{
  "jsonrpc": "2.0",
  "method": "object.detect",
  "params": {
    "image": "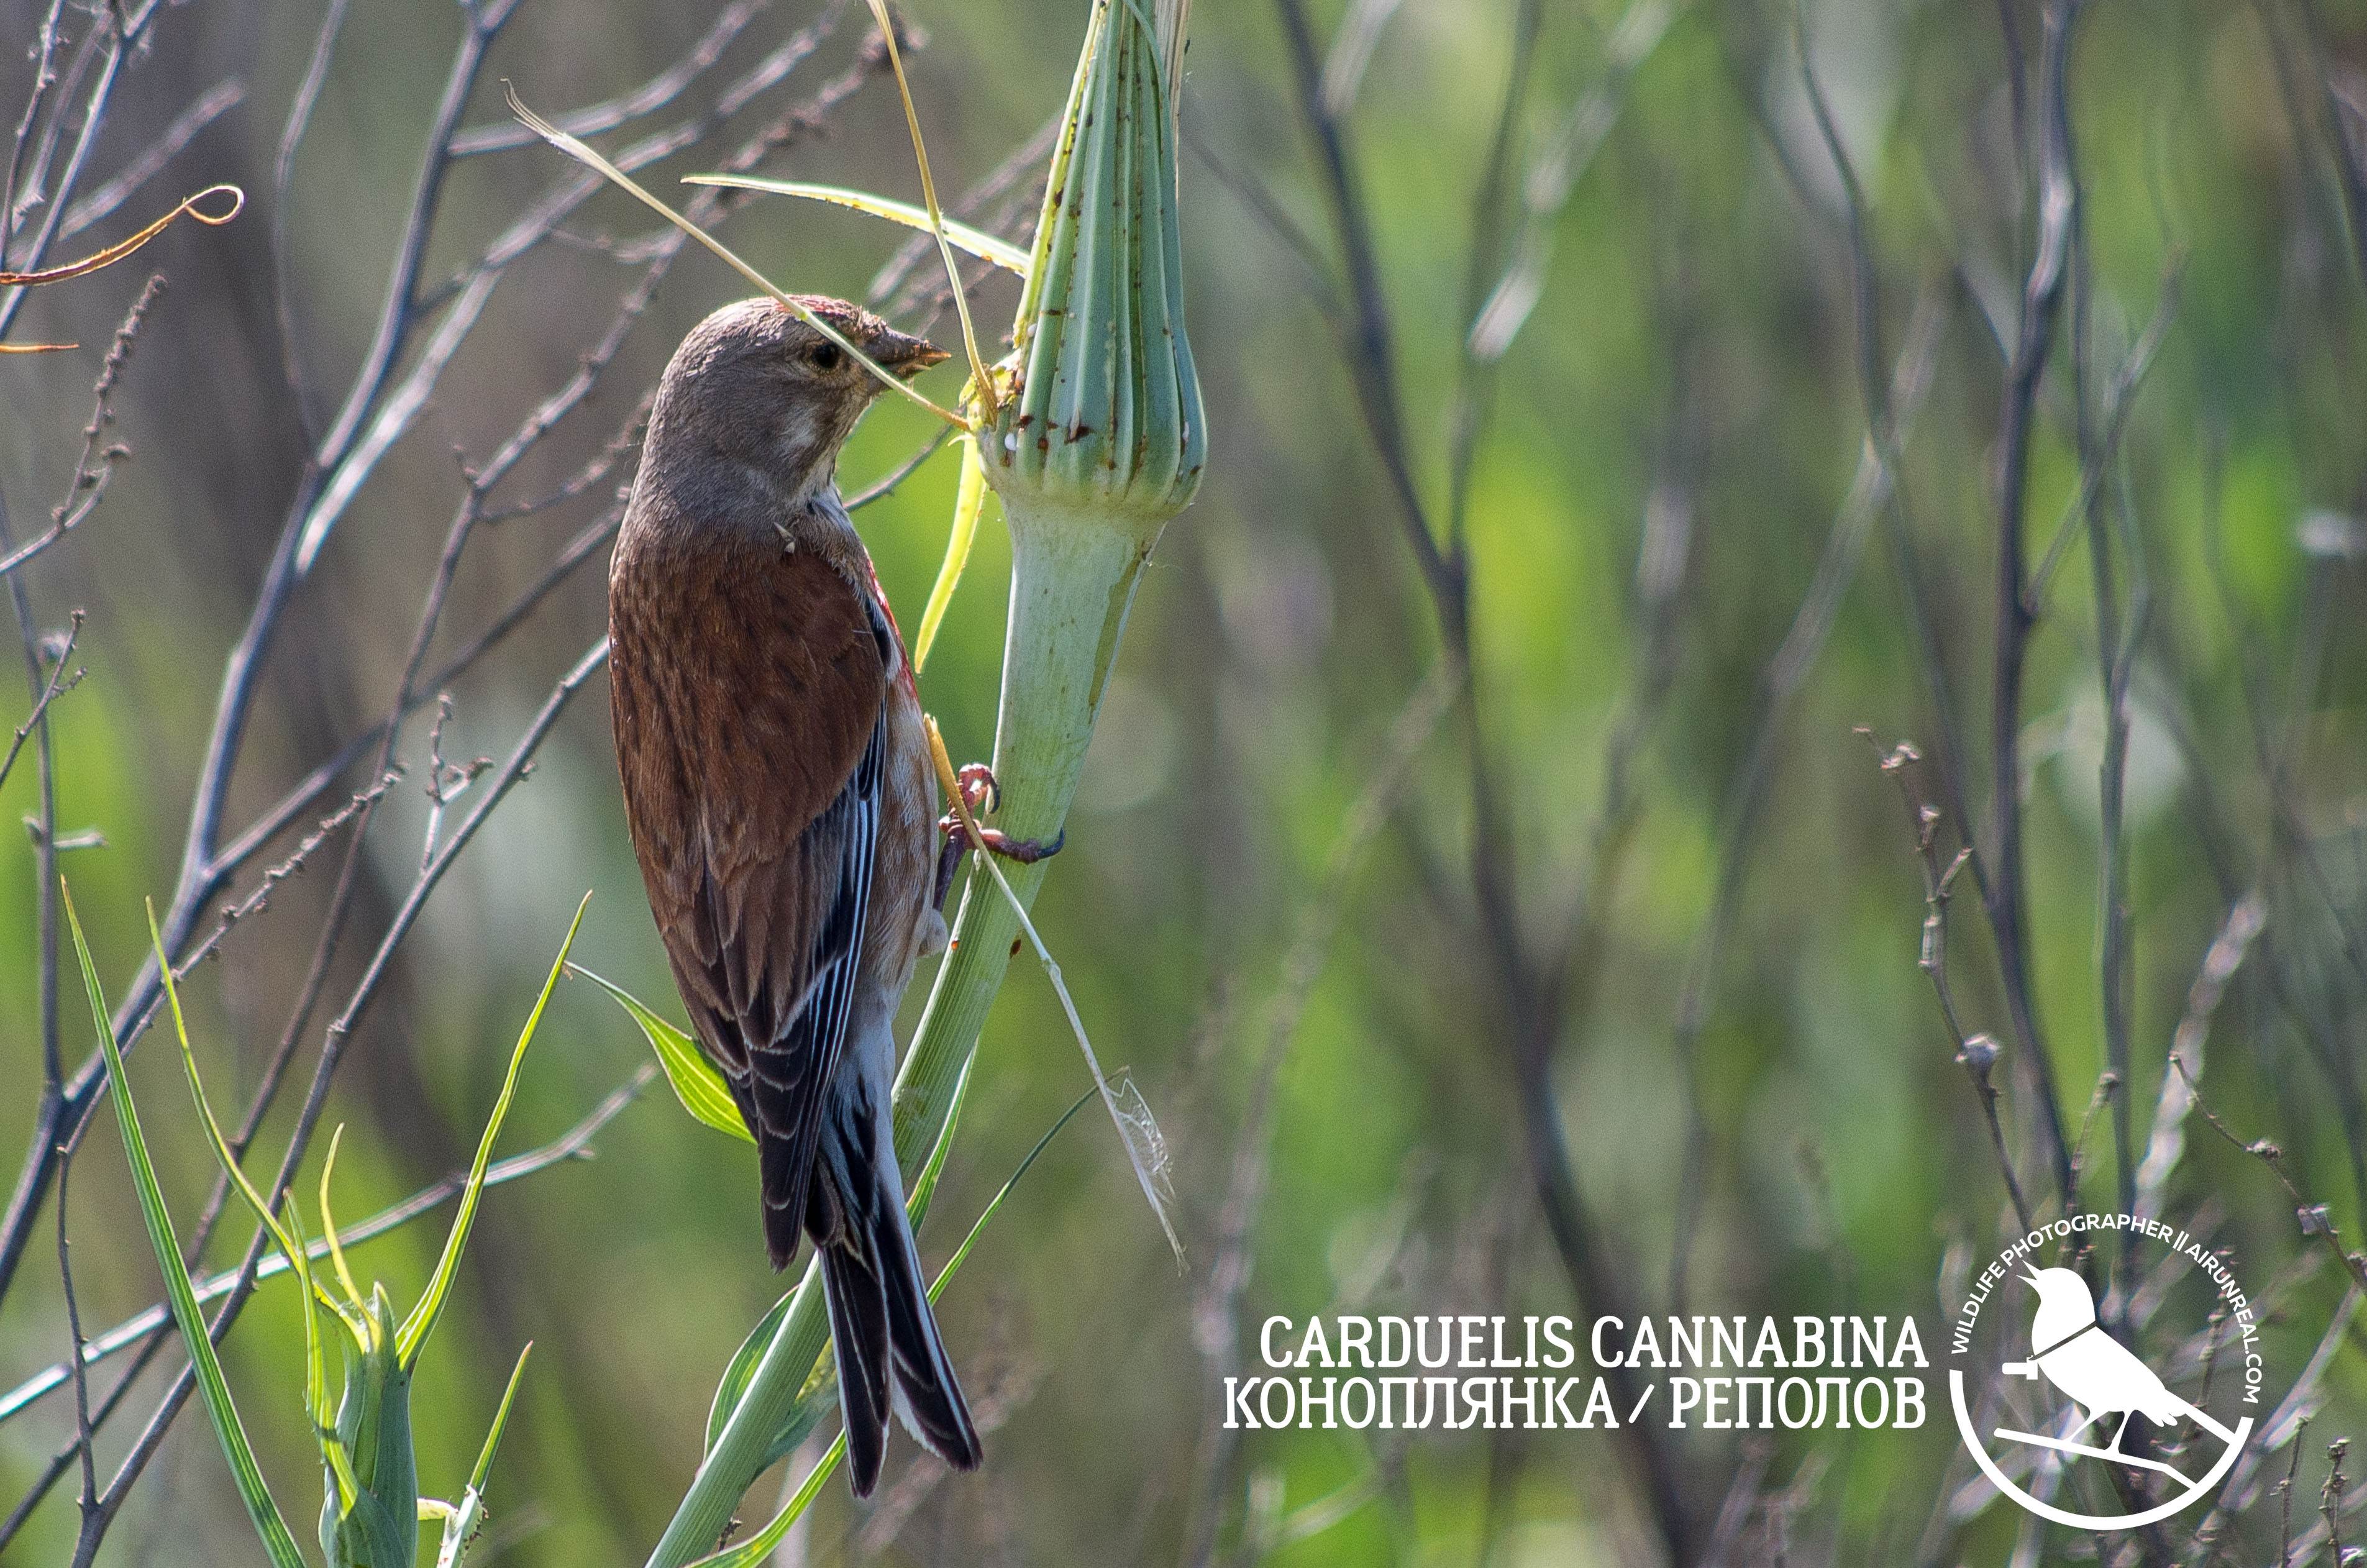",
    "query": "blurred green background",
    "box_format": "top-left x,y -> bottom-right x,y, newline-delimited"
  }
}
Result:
2,0 -> 2366,1561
